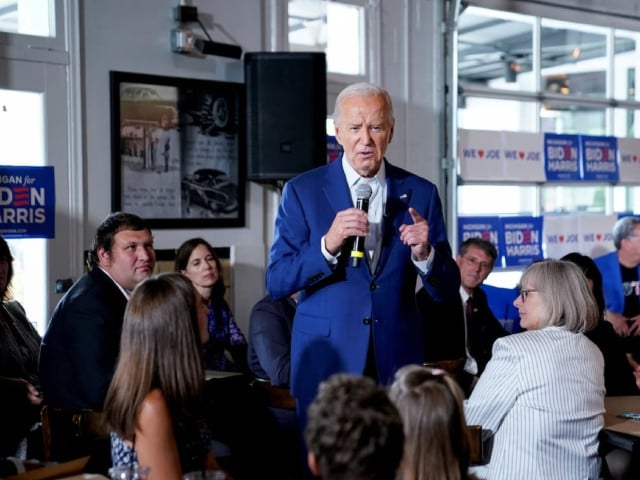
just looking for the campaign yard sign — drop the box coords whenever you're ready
[0,166,55,238]
[502,131,545,182]
[457,129,503,181]
[543,214,580,259]
[580,135,618,182]
[500,216,544,267]
[458,216,503,265]
[579,213,616,259]
[617,137,640,184]
[543,133,581,181]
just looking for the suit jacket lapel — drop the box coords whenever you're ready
[323,158,353,214]
[375,163,412,275]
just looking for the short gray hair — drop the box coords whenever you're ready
[333,82,394,125]
[613,216,640,250]
[519,260,598,333]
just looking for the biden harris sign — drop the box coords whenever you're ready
[0,166,55,238]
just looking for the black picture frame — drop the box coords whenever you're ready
[110,71,245,228]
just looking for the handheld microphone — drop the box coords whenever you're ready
[351,183,373,267]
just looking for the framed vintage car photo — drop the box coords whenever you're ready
[109,71,245,228]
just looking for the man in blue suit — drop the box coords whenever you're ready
[594,216,640,340]
[266,82,460,428]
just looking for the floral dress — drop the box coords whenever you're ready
[110,417,212,474]
[202,298,247,371]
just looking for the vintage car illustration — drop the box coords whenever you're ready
[181,168,238,214]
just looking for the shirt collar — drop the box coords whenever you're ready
[460,286,471,303]
[342,155,386,188]
[98,266,132,299]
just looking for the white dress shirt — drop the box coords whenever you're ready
[321,156,433,273]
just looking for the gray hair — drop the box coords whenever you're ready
[333,82,395,125]
[519,260,598,333]
[613,216,640,250]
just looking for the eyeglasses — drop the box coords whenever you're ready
[462,256,492,271]
[519,288,538,302]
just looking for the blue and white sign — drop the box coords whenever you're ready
[544,133,580,181]
[500,216,543,267]
[0,166,55,238]
[580,135,618,182]
[458,216,503,264]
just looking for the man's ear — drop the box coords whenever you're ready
[333,122,344,147]
[96,247,110,267]
[307,451,321,476]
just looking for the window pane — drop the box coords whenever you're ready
[541,186,606,213]
[540,19,608,98]
[288,0,364,76]
[612,107,640,138]
[540,103,606,135]
[614,186,640,213]
[458,7,535,91]
[613,29,639,101]
[458,97,538,132]
[458,185,537,215]
[326,3,363,75]
[0,0,54,37]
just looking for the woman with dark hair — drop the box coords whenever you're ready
[103,273,224,478]
[175,238,247,372]
[390,365,477,480]
[0,235,42,456]
[175,238,278,478]
[562,252,638,395]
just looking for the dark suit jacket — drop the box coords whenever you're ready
[266,158,460,416]
[466,287,508,375]
[418,285,507,375]
[247,295,296,387]
[39,268,128,410]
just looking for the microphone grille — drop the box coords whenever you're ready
[355,183,373,199]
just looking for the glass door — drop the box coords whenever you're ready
[0,59,72,334]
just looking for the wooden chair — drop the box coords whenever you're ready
[39,405,52,462]
[423,358,466,377]
[250,378,296,410]
[467,424,485,465]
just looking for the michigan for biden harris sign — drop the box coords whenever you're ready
[0,166,55,238]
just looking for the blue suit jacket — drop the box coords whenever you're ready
[594,250,640,315]
[266,158,460,411]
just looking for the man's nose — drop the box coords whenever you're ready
[359,129,372,143]
[137,247,152,260]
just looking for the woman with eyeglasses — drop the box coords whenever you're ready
[464,260,605,480]
[390,364,478,480]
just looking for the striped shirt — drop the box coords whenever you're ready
[465,327,605,480]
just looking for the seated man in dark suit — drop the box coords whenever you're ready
[418,237,507,396]
[248,293,296,387]
[39,212,155,471]
[247,293,298,479]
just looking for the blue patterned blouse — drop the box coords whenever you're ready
[202,299,247,371]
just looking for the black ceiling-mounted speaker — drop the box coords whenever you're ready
[245,52,327,183]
